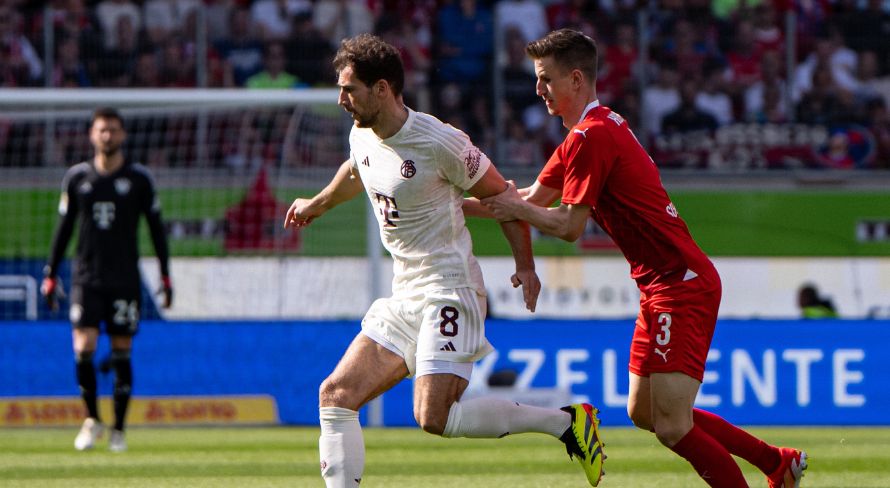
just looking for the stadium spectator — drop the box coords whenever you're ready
[434,0,494,94]
[41,107,172,453]
[796,63,843,125]
[723,20,763,103]
[95,0,141,51]
[695,62,734,126]
[203,0,235,43]
[748,82,789,123]
[793,25,859,99]
[0,6,43,86]
[131,50,160,87]
[50,35,91,87]
[546,0,604,31]
[641,60,680,140]
[662,78,720,135]
[142,0,201,45]
[854,50,890,107]
[478,28,807,488]
[744,50,789,122]
[158,36,197,87]
[501,26,539,116]
[596,21,638,106]
[251,0,312,41]
[284,12,335,87]
[95,14,144,87]
[312,0,375,49]
[375,13,431,108]
[494,0,548,43]
[751,3,783,54]
[662,19,710,81]
[503,115,544,167]
[214,7,264,87]
[246,41,300,88]
[285,33,604,488]
[797,283,838,318]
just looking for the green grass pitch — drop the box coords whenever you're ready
[2,426,889,487]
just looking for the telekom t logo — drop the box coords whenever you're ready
[93,201,115,229]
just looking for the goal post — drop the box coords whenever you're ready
[0,88,386,320]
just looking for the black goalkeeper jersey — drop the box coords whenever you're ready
[46,161,170,289]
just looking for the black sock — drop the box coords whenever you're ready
[75,351,100,421]
[110,349,132,432]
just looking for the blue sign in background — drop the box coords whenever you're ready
[1,319,886,426]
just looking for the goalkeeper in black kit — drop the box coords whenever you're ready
[41,107,172,452]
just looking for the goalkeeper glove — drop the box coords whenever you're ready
[40,275,66,311]
[158,275,173,308]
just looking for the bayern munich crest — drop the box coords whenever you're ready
[400,160,416,178]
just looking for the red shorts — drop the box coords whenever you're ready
[628,274,721,382]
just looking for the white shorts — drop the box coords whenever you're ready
[360,287,493,378]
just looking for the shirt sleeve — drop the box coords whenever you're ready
[536,149,565,190]
[436,128,491,190]
[560,126,614,207]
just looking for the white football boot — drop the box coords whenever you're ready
[74,417,105,451]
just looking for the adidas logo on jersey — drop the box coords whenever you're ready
[361,156,370,166]
[439,342,456,352]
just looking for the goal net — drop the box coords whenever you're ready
[0,88,378,321]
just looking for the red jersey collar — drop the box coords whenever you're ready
[578,100,601,124]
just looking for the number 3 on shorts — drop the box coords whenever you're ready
[439,306,459,337]
[656,312,672,346]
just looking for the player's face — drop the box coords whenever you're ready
[337,65,380,128]
[534,56,575,119]
[89,117,126,157]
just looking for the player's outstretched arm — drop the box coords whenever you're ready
[463,180,560,218]
[468,166,540,312]
[482,184,590,242]
[284,160,364,229]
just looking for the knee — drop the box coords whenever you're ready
[653,421,691,447]
[627,401,653,432]
[413,405,449,436]
[318,377,350,409]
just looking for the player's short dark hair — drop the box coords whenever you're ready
[91,107,124,127]
[333,34,404,96]
[526,29,598,82]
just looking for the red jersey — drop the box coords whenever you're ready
[538,103,717,290]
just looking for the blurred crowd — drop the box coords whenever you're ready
[2,0,890,169]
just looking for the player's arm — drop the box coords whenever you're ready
[146,199,172,308]
[141,171,173,308]
[463,180,561,218]
[468,165,540,312]
[42,178,78,309]
[284,159,364,229]
[482,183,590,242]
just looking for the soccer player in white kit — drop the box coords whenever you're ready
[284,34,605,487]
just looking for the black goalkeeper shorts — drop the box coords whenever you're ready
[69,285,141,336]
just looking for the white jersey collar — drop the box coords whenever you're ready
[578,100,601,124]
[383,106,414,142]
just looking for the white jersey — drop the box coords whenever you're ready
[349,108,491,296]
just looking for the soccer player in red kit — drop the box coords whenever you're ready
[479,29,807,488]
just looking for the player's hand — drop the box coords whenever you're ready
[158,275,173,308]
[284,198,321,229]
[481,182,522,222]
[40,276,66,311]
[511,268,540,313]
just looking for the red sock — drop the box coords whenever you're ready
[694,408,780,474]
[669,424,748,488]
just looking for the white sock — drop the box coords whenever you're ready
[442,396,570,439]
[319,407,364,488]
